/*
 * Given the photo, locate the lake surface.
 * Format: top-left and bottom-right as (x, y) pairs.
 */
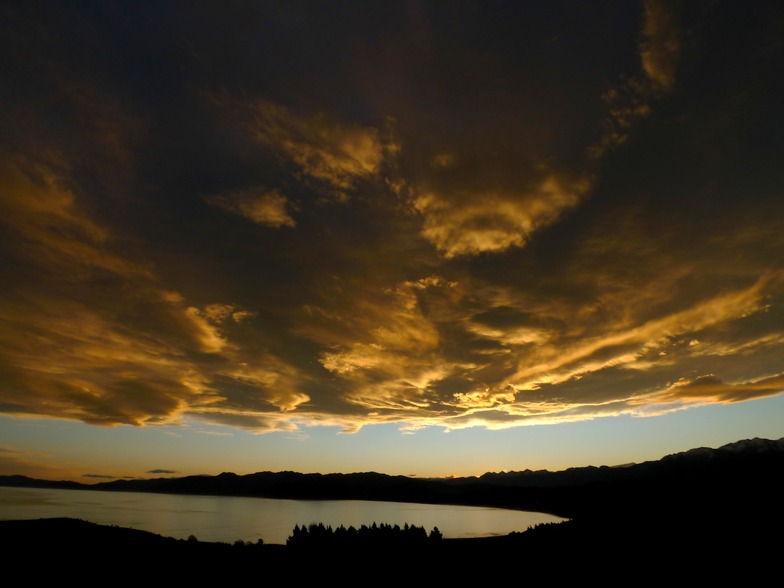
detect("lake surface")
(0, 486), (566, 544)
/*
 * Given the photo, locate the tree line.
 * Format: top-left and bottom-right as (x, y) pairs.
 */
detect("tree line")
(286, 521), (443, 549)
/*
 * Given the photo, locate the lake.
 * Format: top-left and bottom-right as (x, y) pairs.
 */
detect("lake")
(0, 485), (566, 544)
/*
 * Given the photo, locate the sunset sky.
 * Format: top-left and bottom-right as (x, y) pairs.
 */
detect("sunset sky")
(1, 1), (783, 482)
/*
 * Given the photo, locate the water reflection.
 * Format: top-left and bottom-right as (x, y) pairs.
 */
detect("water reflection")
(0, 486), (566, 544)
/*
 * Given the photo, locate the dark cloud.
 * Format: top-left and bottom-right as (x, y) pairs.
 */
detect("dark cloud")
(0, 1), (782, 435)
(640, 0), (682, 91)
(658, 374), (784, 404)
(147, 469), (178, 475)
(207, 188), (297, 228)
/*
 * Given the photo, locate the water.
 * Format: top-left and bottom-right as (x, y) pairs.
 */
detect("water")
(0, 485), (566, 544)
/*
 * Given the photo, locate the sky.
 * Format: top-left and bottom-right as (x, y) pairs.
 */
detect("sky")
(1, 0), (783, 482)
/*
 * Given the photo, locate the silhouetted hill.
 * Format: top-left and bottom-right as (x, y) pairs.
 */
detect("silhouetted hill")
(90, 470), (458, 505)
(0, 512), (777, 583)
(0, 474), (86, 490)
(470, 436), (784, 487)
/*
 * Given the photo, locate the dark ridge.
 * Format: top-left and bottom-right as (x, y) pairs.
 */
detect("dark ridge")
(0, 474), (85, 490)
(2, 436), (782, 518)
(0, 511), (777, 583)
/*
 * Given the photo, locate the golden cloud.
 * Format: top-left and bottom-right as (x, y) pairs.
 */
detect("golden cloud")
(251, 100), (393, 196)
(640, 0), (681, 91)
(688, 333), (784, 359)
(511, 273), (776, 390)
(0, 157), (309, 429)
(342, 369), (453, 414)
(452, 387), (517, 410)
(590, 78), (655, 158)
(208, 188), (296, 228)
(183, 307), (229, 353)
(200, 303), (257, 324)
(589, 1), (680, 159)
(310, 277), (467, 415)
(0, 157), (148, 280)
(3, 1), (782, 442)
(211, 356), (311, 414)
(0, 300), (208, 426)
(191, 410), (303, 433)
(657, 374), (784, 404)
(413, 175), (585, 258)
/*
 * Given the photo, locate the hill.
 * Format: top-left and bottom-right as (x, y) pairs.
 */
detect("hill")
(2, 436), (783, 518)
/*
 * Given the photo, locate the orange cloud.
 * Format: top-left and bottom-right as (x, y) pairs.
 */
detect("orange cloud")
(2, 2), (782, 441)
(511, 272), (777, 390)
(657, 374), (784, 404)
(250, 100), (394, 197)
(0, 157), (309, 430)
(316, 278), (450, 413)
(589, 0), (681, 159)
(0, 156), (148, 280)
(208, 188), (296, 228)
(640, 0), (681, 91)
(413, 175), (586, 258)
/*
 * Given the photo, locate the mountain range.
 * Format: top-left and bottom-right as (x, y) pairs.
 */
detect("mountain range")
(2, 436), (783, 519)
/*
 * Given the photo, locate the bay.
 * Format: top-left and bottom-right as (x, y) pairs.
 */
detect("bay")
(0, 485), (566, 545)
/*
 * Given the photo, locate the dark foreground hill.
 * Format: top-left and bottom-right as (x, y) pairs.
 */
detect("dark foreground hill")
(0, 509), (777, 584)
(1, 437), (782, 583)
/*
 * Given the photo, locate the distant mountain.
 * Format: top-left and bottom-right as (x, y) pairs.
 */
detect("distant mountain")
(2, 436), (783, 520)
(0, 474), (86, 491)
(465, 436), (784, 487)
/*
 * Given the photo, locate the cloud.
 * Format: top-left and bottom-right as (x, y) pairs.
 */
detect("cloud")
(590, 78), (655, 157)
(0, 157), (309, 429)
(589, 0), (682, 159)
(199, 304), (257, 324)
(249, 100), (394, 198)
(413, 175), (586, 258)
(209, 358), (311, 414)
(452, 388), (517, 410)
(1, 1), (783, 440)
(294, 275), (525, 431)
(183, 307), (230, 353)
(0, 156), (148, 281)
(511, 272), (778, 390)
(147, 469), (178, 474)
(314, 277), (453, 415)
(208, 188), (297, 228)
(288, 254), (784, 431)
(194, 411), (302, 432)
(640, 0), (682, 91)
(657, 374), (784, 404)
(0, 160), (195, 425)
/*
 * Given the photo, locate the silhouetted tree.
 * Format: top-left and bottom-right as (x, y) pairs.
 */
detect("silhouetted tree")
(286, 520), (442, 551)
